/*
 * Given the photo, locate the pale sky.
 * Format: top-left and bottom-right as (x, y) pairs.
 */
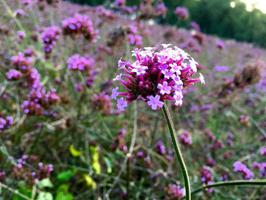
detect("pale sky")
(240, 0), (266, 13)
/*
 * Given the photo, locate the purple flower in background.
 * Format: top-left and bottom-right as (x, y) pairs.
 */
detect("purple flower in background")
(190, 21), (201, 32)
(155, 140), (166, 155)
(127, 25), (142, 47)
(200, 166), (214, 193)
(62, 14), (97, 41)
(111, 87), (119, 100)
(175, 7), (189, 20)
(0, 116), (13, 131)
(14, 9), (26, 18)
(253, 162), (266, 177)
(165, 184), (185, 199)
(112, 44), (204, 111)
(260, 146), (266, 156)
(67, 54), (95, 71)
(11, 52), (32, 72)
(41, 26), (60, 58)
(92, 92), (112, 115)
(17, 31), (26, 41)
(216, 40), (225, 49)
(155, 1), (167, 17)
(117, 97), (128, 112)
(179, 130), (192, 146)
(114, 0), (126, 7)
(233, 161), (254, 180)
(6, 69), (22, 81)
(214, 65), (229, 72)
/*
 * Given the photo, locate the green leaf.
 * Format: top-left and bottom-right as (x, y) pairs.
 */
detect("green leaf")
(104, 157), (112, 174)
(37, 192), (53, 200)
(55, 190), (73, 200)
(37, 178), (53, 189)
(55, 184), (73, 200)
(12, 184), (31, 200)
(57, 170), (75, 182)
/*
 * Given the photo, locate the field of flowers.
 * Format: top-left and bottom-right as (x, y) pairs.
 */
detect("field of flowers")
(0, 0), (266, 199)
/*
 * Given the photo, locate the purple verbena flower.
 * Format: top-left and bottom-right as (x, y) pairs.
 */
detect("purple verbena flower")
(41, 26), (60, 57)
(165, 184), (185, 200)
(67, 54), (95, 71)
(260, 146), (266, 156)
(62, 14), (97, 41)
(112, 44), (204, 111)
(6, 69), (22, 81)
(155, 140), (166, 155)
(175, 7), (189, 20)
(253, 162), (266, 177)
(179, 130), (192, 146)
(200, 166), (214, 193)
(147, 95), (164, 110)
(233, 161), (254, 180)
(117, 97), (128, 112)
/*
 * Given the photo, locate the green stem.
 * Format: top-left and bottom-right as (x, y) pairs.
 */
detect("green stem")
(0, 182), (31, 200)
(0, 0), (25, 31)
(191, 180), (266, 196)
(162, 104), (191, 200)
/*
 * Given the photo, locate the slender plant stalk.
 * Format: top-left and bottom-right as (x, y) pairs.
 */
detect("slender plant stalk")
(191, 180), (266, 196)
(0, 182), (31, 200)
(162, 104), (191, 200)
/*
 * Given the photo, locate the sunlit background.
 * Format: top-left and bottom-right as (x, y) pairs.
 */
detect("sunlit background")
(240, 0), (266, 13)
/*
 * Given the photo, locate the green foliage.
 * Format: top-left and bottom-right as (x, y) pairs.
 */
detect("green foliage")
(37, 192), (53, 200)
(56, 170), (76, 182)
(55, 185), (73, 200)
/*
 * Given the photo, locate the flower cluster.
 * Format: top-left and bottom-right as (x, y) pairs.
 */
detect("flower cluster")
(0, 115), (13, 131)
(155, 1), (167, 17)
(91, 92), (112, 115)
(111, 129), (128, 152)
(67, 54), (96, 87)
(13, 155), (53, 184)
(10, 52), (33, 72)
(67, 54), (95, 71)
(253, 162), (266, 177)
(41, 26), (61, 58)
(114, 0), (126, 7)
(175, 7), (189, 20)
(179, 130), (192, 146)
(155, 140), (166, 155)
(21, 88), (60, 115)
(127, 25), (143, 47)
(200, 166), (214, 193)
(138, 0), (167, 20)
(260, 146), (266, 156)
(62, 14), (97, 41)
(165, 184), (185, 200)
(7, 52), (60, 115)
(233, 161), (254, 180)
(154, 140), (174, 161)
(112, 44), (204, 112)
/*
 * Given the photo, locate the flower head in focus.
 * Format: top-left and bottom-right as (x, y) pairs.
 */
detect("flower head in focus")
(112, 44), (204, 112)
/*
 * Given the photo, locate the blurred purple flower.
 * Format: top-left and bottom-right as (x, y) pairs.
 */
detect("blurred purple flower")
(175, 7), (189, 20)
(233, 161), (254, 180)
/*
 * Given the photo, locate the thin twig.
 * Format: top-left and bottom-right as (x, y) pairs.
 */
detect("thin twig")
(0, 182), (31, 200)
(105, 102), (138, 198)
